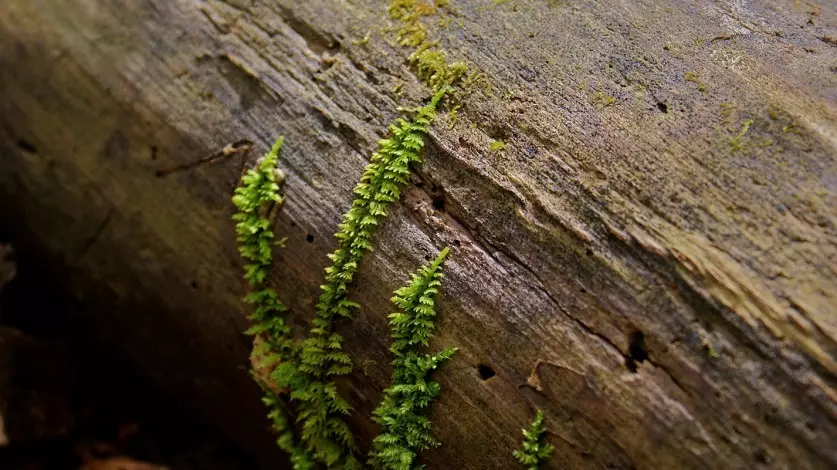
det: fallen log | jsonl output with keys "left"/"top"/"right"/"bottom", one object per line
{"left": 0, "top": 0, "right": 835, "bottom": 468}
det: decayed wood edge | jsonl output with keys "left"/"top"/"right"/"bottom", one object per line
{"left": 0, "top": 0, "right": 835, "bottom": 468}
{"left": 0, "top": 244, "right": 13, "bottom": 292}
{"left": 0, "top": 245, "right": 14, "bottom": 446}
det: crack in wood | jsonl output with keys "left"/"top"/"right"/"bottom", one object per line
{"left": 78, "top": 208, "right": 115, "bottom": 257}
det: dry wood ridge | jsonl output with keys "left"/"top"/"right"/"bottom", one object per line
{"left": 0, "top": 0, "right": 835, "bottom": 468}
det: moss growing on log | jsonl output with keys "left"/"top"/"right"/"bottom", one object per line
{"left": 685, "top": 71, "right": 707, "bottom": 93}
{"left": 368, "top": 248, "right": 456, "bottom": 469}
{"left": 592, "top": 90, "right": 617, "bottom": 108}
{"left": 278, "top": 88, "right": 449, "bottom": 468}
{"left": 729, "top": 119, "right": 754, "bottom": 153}
{"left": 513, "top": 410, "right": 554, "bottom": 470}
{"left": 232, "top": 138, "right": 315, "bottom": 469}
{"left": 409, "top": 44, "right": 469, "bottom": 92}
{"left": 490, "top": 139, "right": 507, "bottom": 152}
{"left": 234, "top": 91, "right": 455, "bottom": 467}
{"left": 388, "top": 0, "right": 470, "bottom": 92}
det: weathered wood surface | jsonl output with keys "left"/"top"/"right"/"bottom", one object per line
{"left": 1, "top": 0, "right": 836, "bottom": 468}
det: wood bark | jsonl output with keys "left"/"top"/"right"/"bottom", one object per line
{"left": 1, "top": 0, "right": 836, "bottom": 468}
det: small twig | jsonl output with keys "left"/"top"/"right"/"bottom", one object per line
{"left": 154, "top": 139, "right": 254, "bottom": 177}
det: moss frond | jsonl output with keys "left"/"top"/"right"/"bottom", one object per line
{"left": 262, "top": 388, "right": 316, "bottom": 470}
{"left": 512, "top": 410, "right": 554, "bottom": 469}
{"left": 368, "top": 248, "right": 457, "bottom": 470}
{"left": 232, "top": 137, "right": 314, "bottom": 468}
{"left": 232, "top": 137, "right": 285, "bottom": 286}
{"left": 283, "top": 89, "right": 447, "bottom": 468}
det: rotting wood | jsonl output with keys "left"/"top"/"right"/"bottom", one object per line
{"left": 0, "top": 0, "right": 835, "bottom": 468}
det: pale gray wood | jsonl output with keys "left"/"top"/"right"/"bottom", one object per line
{"left": 0, "top": 0, "right": 835, "bottom": 468}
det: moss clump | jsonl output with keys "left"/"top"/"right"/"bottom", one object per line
{"left": 232, "top": 137, "right": 315, "bottom": 469}
{"left": 389, "top": 0, "right": 435, "bottom": 46}
{"left": 490, "top": 139, "right": 507, "bottom": 152}
{"left": 704, "top": 341, "right": 720, "bottom": 359}
{"left": 446, "top": 105, "right": 460, "bottom": 128}
{"left": 368, "top": 248, "right": 457, "bottom": 469}
{"left": 729, "top": 118, "right": 754, "bottom": 152}
{"left": 234, "top": 89, "right": 455, "bottom": 468}
{"left": 685, "top": 72, "right": 706, "bottom": 92}
{"left": 265, "top": 88, "right": 450, "bottom": 469}
{"left": 353, "top": 32, "right": 371, "bottom": 46}
{"left": 592, "top": 91, "right": 616, "bottom": 108}
{"left": 409, "top": 44, "right": 469, "bottom": 91}
{"left": 388, "top": 0, "right": 470, "bottom": 92}
{"left": 513, "top": 410, "right": 554, "bottom": 469}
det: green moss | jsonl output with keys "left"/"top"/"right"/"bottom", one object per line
{"left": 684, "top": 72, "right": 706, "bottom": 92}
{"left": 282, "top": 88, "right": 448, "bottom": 469}
{"left": 409, "top": 43, "right": 469, "bottom": 91}
{"left": 352, "top": 32, "right": 371, "bottom": 46}
{"left": 392, "top": 81, "right": 405, "bottom": 100}
{"left": 232, "top": 137, "right": 315, "bottom": 469}
{"left": 490, "top": 139, "right": 507, "bottom": 152}
{"left": 389, "top": 0, "right": 435, "bottom": 47}
{"left": 782, "top": 122, "right": 799, "bottom": 134}
{"left": 388, "top": 0, "right": 471, "bottom": 92}
{"left": 513, "top": 410, "right": 554, "bottom": 469}
{"left": 592, "top": 91, "right": 616, "bottom": 108}
{"left": 263, "top": 391, "right": 316, "bottom": 470}
{"left": 447, "top": 105, "right": 460, "bottom": 128}
{"left": 729, "top": 118, "right": 754, "bottom": 152}
{"left": 704, "top": 342, "right": 720, "bottom": 359}
{"left": 719, "top": 102, "right": 734, "bottom": 126}
{"left": 368, "top": 249, "right": 457, "bottom": 469}
{"left": 234, "top": 90, "right": 455, "bottom": 469}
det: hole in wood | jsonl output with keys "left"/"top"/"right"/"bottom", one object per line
{"left": 17, "top": 139, "right": 36, "bottom": 153}
{"left": 625, "top": 331, "right": 648, "bottom": 373}
{"left": 477, "top": 364, "right": 496, "bottom": 380}
{"left": 432, "top": 195, "right": 445, "bottom": 212}
{"left": 306, "top": 234, "right": 314, "bottom": 243}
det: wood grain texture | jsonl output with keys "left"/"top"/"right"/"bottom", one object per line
{"left": 0, "top": 0, "right": 835, "bottom": 468}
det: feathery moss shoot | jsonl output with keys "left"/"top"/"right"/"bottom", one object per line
{"left": 232, "top": 137, "right": 314, "bottom": 469}
{"left": 264, "top": 88, "right": 449, "bottom": 469}
{"left": 513, "top": 410, "right": 554, "bottom": 469}
{"left": 369, "top": 248, "right": 457, "bottom": 470}
{"left": 233, "top": 137, "right": 286, "bottom": 289}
